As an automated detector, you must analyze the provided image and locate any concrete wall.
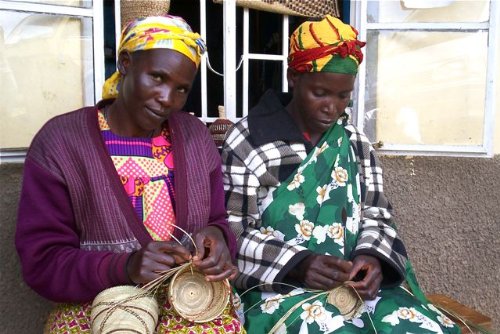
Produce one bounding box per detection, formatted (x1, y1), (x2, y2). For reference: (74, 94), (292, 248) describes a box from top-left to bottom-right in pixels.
(1, 156), (498, 333)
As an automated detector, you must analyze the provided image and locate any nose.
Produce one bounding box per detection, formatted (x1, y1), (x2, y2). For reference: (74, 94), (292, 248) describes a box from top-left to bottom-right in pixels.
(157, 85), (173, 109)
(323, 98), (339, 116)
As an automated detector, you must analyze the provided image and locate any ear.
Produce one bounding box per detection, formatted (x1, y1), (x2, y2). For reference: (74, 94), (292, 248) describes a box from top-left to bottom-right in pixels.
(117, 51), (132, 75)
(287, 68), (300, 89)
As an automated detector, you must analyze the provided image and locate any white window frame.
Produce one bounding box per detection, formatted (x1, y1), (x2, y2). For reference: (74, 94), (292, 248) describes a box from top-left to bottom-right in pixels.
(351, 0), (498, 157)
(222, 1), (290, 120)
(114, 0), (289, 123)
(0, 0), (104, 163)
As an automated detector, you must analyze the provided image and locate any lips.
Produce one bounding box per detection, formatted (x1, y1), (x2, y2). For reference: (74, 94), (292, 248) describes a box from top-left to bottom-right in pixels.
(318, 119), (334, 126)
(145, 106), (167, 119)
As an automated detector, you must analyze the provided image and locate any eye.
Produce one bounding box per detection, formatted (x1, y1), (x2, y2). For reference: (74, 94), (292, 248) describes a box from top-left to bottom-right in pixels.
(313, 89), (326, 97)
(150, 74), (162, 82)
(177, 87), (189, 94)
(339, 92), (351, 100)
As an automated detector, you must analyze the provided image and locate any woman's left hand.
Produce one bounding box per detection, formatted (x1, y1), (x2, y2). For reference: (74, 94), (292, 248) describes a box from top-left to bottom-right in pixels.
(191, 226), (237, 282)
(346, 255), (383, 300)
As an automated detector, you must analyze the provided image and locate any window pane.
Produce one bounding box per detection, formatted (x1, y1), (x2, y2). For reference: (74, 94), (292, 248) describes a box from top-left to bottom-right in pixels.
(249, 10), (283, 55)
(247, 60), (283, 110)
(3, 0), (91, 8)
(0, 11), (94, 149)
(364, 30), (487, 146)
(367, 0), (489, 23)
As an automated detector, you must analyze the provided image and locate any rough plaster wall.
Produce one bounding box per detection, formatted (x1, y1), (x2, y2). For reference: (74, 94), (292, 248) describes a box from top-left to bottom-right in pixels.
(0, 163), (51, 333)
(380, 155), (500, 332)
(0, 157), (498, 332)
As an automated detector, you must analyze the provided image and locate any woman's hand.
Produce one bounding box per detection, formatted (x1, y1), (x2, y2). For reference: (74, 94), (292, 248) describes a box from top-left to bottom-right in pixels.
(346, 254), (383, 300)
(289, 254), (353, 290)
(191, 226), (237, 282)
(127, 241), (192, 284)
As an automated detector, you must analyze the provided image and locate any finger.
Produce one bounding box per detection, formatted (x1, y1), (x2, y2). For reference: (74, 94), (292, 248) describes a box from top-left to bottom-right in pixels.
(348, 261), (366, 281)
(314, 265), (351, 283)
(204, 267), (237, 282)
(193, 245), (224, 271)
(325, 256), (353, 273)
(157, 242), (192, 261)
(193, 232), (207, 261)
(305, 272), (344, 290)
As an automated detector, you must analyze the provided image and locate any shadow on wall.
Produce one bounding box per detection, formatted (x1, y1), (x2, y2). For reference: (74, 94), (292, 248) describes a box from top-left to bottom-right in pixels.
(0, 163), (51, 333)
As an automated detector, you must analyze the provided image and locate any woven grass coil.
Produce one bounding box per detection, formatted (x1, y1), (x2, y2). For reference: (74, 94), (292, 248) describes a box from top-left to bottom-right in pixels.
(213, 0), (340, 18)
(327, 285), (363, 320)
(121, 0), (171, 29)
(169, 265), (231, 323)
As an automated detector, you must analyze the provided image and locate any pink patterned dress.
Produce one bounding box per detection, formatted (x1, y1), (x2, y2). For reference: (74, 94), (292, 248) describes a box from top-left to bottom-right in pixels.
(43, 110), (244, 334)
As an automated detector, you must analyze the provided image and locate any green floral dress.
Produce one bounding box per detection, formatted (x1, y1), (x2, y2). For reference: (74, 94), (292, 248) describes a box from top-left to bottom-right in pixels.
(240, 120), (460, 334)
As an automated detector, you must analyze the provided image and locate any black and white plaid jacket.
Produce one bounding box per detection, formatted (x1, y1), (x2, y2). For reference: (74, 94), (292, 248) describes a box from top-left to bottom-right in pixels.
(221, 90), (408, 292)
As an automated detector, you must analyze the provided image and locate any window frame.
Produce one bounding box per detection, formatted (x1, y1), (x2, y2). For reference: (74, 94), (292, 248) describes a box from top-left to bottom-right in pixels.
(350, 0), (498, 157)
(0, 0), (104, 163)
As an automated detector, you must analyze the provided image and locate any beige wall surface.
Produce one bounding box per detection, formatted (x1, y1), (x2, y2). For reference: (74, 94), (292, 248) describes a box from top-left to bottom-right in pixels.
(495, 32), (500, 154)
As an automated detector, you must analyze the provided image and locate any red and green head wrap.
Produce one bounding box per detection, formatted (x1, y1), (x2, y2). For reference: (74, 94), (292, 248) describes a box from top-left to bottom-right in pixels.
(288, 15), (366, 75)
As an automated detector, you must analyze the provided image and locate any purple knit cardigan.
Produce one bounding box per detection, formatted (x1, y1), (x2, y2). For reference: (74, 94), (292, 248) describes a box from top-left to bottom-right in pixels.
(15, 103), (236, 303)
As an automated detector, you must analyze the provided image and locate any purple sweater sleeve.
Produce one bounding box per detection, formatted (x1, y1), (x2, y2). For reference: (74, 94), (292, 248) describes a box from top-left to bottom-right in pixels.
(15, 158), (132, 303)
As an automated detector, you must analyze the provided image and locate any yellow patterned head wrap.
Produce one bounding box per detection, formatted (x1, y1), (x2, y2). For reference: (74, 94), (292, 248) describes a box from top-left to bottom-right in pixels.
(102, 15), (206, 99)
(288, 15), (365, 75)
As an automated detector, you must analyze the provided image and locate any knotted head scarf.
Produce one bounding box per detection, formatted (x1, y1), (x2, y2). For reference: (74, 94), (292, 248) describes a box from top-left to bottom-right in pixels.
(288, 15), (365, 75)
(102, 15), (206, 99)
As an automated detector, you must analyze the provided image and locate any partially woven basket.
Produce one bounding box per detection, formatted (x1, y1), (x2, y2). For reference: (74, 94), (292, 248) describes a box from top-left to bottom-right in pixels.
(213, 0), (340, 18)
(168, 266), (231, 323)
(327, 285), (363, 320)
(91, 285), (159, 334)
(121, 0), (171, 29)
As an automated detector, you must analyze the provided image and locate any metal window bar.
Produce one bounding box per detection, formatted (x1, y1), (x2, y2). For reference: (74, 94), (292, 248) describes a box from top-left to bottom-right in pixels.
(241, 7), (289, 119)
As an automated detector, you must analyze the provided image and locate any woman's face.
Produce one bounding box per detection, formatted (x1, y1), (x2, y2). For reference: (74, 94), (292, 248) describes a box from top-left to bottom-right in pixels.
(287, 70), (355, 141)
(116, 48), (198, 136)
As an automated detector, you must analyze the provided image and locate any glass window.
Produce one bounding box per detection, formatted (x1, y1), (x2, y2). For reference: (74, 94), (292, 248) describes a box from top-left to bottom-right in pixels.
(3, 0), (92, 8)
(354, 0), (497, 156)
(365, 30), (487, 146)
(0, 11), (93, 150)
(367, 0), (489, 23)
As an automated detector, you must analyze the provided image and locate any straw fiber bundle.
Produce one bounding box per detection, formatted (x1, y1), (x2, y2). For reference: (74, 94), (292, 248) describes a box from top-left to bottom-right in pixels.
(91, 285), (159, 334)
(213, 0), (340, 18)
(121, 0), (171, 29)
(169, 265), (231, 323)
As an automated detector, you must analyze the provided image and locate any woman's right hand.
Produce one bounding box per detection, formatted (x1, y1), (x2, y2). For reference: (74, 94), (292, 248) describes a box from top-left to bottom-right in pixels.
(126, 241), (192, 284)
(289, 254), (353, 290)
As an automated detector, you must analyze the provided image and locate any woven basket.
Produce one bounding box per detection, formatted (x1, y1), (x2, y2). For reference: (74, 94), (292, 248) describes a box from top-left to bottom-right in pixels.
(327, 285), (363, 320)
(91, 285), (159, 334)
(209, 105), (234, 148)
(213, 0), (340, 18)
(121, 0), (171, 29)
(168, 266), (230, 323)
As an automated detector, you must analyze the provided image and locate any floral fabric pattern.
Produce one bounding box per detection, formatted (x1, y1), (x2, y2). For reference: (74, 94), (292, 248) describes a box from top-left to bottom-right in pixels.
(240, 121), (460, 334)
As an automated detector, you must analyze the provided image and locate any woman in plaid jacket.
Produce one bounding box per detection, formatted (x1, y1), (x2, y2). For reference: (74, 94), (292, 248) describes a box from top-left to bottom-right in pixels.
(221, 15), (460, 334)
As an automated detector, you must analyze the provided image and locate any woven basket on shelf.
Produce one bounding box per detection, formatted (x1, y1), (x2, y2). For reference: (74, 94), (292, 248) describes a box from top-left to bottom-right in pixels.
(209, 105), (234, 148)
(120, 0), (171, 29)
(213, 0), (340, 18)
(168, 266), (231, 323)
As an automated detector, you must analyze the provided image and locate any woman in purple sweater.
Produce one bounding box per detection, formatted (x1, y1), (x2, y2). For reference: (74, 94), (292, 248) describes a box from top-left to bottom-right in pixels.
(15, 15), (243, 333)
